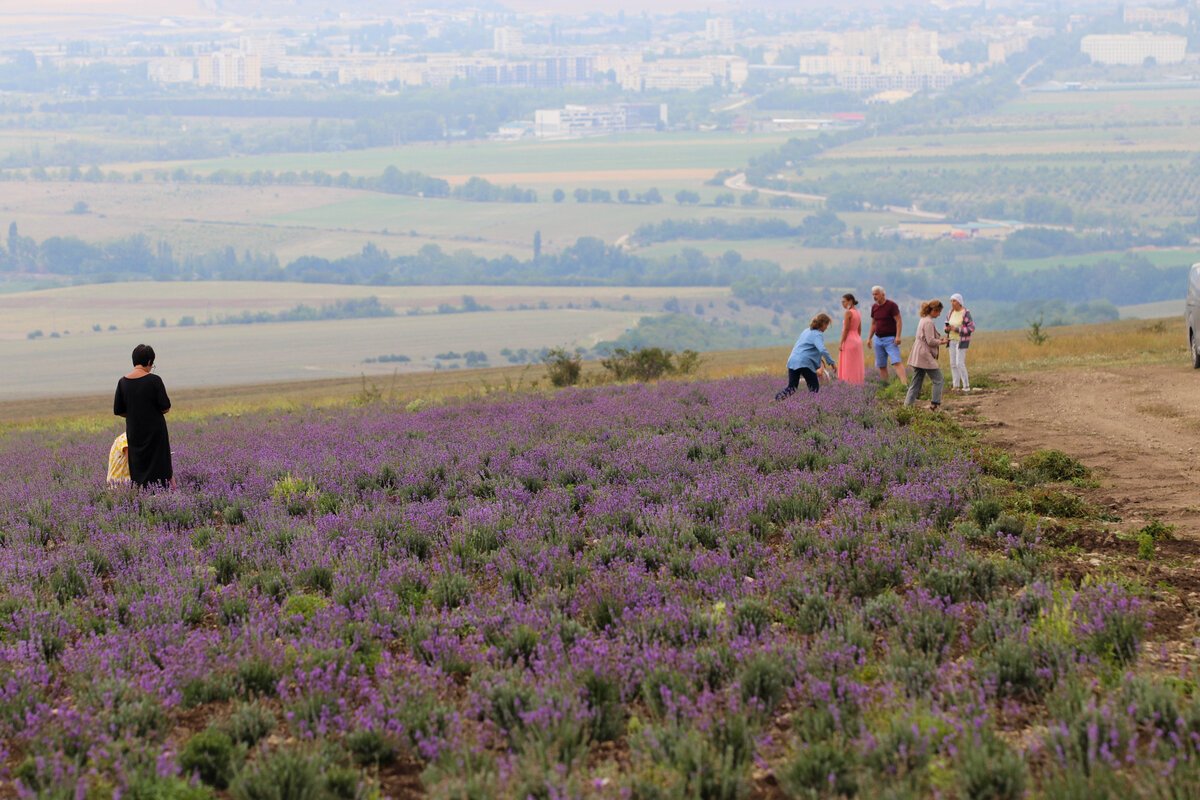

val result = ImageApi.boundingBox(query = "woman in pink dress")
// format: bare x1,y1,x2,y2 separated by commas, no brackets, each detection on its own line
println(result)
837,293,865,384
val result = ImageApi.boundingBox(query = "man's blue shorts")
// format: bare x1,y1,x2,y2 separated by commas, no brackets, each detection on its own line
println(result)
873,336,902,368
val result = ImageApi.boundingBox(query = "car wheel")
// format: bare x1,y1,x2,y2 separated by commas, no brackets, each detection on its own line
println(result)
1193,332,1200,369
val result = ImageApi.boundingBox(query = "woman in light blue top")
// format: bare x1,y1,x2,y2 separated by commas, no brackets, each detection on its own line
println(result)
775,313,837,400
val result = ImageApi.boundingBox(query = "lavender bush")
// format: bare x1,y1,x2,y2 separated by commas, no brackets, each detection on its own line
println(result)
0,377,1178,798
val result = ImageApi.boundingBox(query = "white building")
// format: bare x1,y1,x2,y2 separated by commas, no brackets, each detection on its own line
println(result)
705,18,735,46
240,36,286,70
534,103,667,138
149,52,261,89
1123,5,1190,27
638,56,748,92
207,52,262,89
836,27,939,61
1081,33,1187,65
148,58,195,84
799,54,873,75
494,27,523,54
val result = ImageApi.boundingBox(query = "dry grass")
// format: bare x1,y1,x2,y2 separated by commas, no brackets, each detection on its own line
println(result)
0,317,1188,433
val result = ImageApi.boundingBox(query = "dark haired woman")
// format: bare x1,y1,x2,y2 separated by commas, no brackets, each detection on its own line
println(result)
775,313,837,399
904,300,950,410
837,293,865,385
113,344,173,488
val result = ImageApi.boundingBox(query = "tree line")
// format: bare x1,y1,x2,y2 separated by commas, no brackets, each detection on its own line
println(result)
631,212,847,247
2,224,1188,315
0,164,537,203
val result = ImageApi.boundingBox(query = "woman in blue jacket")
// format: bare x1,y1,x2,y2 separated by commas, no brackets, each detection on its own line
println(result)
775,313,837,400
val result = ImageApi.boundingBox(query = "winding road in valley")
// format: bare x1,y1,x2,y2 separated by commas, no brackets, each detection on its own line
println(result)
722,172,948,220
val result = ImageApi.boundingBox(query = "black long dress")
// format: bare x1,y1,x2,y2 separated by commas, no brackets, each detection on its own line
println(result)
114,374,172,487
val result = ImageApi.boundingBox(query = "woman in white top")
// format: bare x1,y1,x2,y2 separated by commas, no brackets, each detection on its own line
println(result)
946,293,976,392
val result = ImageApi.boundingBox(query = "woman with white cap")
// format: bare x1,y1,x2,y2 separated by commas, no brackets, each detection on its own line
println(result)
946,293,975,392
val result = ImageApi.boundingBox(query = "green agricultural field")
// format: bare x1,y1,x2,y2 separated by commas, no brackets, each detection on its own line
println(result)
0,281,728,343
980,86,1200,128
0,306,656,401
634,239,874,270
827,125,1200,160
0,127,159,159
104,132,800,185
269,191,837,253
1001,248,1200,274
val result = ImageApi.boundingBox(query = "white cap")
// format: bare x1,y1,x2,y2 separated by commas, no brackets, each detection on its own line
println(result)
950,293,964,304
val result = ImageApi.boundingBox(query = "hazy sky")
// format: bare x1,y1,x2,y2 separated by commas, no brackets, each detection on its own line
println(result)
0,0,941,17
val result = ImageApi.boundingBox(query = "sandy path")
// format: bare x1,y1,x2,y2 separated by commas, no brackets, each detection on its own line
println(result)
956,363,1200,538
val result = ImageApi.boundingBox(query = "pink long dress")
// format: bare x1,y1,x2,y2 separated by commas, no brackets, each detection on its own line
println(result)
837,308,865,384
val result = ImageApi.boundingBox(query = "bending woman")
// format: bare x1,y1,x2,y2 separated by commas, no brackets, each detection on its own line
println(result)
113,343,173,488
776,313,837,400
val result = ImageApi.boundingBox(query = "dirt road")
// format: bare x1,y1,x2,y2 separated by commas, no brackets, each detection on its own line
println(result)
955,363,1200,539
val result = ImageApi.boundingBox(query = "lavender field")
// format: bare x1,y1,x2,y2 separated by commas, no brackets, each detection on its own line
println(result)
0,377,1189,799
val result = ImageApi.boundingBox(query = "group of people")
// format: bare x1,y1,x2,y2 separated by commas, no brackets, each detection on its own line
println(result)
107,293,973,488
775,286,975,410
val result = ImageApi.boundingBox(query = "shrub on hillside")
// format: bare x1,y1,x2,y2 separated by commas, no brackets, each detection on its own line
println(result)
542,347,583,387
600,346,700,381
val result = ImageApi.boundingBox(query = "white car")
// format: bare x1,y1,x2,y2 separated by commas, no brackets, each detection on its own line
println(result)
1189,263,1200,368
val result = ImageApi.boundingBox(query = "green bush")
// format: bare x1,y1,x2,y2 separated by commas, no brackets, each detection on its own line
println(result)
236,658,280,698
733,598,773,636
631,713,755,800
543,347,583,387
296,565,334,595
981,636,1042,700
429,572,471,609
786,588,833,635
181,676,235,708
220,596,250,625
1022,450,1090,483
780,739,859,799
124,775,216,800
970,498,1003,529
738,653,793,714
345,729,397,767
583,671,626,742
223,701,276,746
179,728,239,789
600,346,700,382
281,593,328,622
986,513,1026,537
956,735,1027,800
1029,488,1090,519
230,746,357,800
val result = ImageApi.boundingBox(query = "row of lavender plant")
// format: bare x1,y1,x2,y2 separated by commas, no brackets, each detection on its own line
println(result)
0,377,1187,799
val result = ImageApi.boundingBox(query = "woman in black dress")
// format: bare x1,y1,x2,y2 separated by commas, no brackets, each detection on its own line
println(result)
113,344,173,488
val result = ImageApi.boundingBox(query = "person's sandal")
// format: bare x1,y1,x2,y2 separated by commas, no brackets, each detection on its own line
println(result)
929,402,940,412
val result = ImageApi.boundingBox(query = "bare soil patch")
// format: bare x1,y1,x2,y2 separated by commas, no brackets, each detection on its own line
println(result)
951,364,1200,664
955,364,1200,539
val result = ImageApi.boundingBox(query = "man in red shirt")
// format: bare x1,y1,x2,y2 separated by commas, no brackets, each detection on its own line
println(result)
866,285,907,386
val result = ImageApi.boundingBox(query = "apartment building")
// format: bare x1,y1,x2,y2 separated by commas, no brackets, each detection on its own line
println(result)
1123,5,1190,27
836,27,940,61
638,56,748,92
493,27,523,54
705,18,735,46
1081,33,1187,65
149,51,261,89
